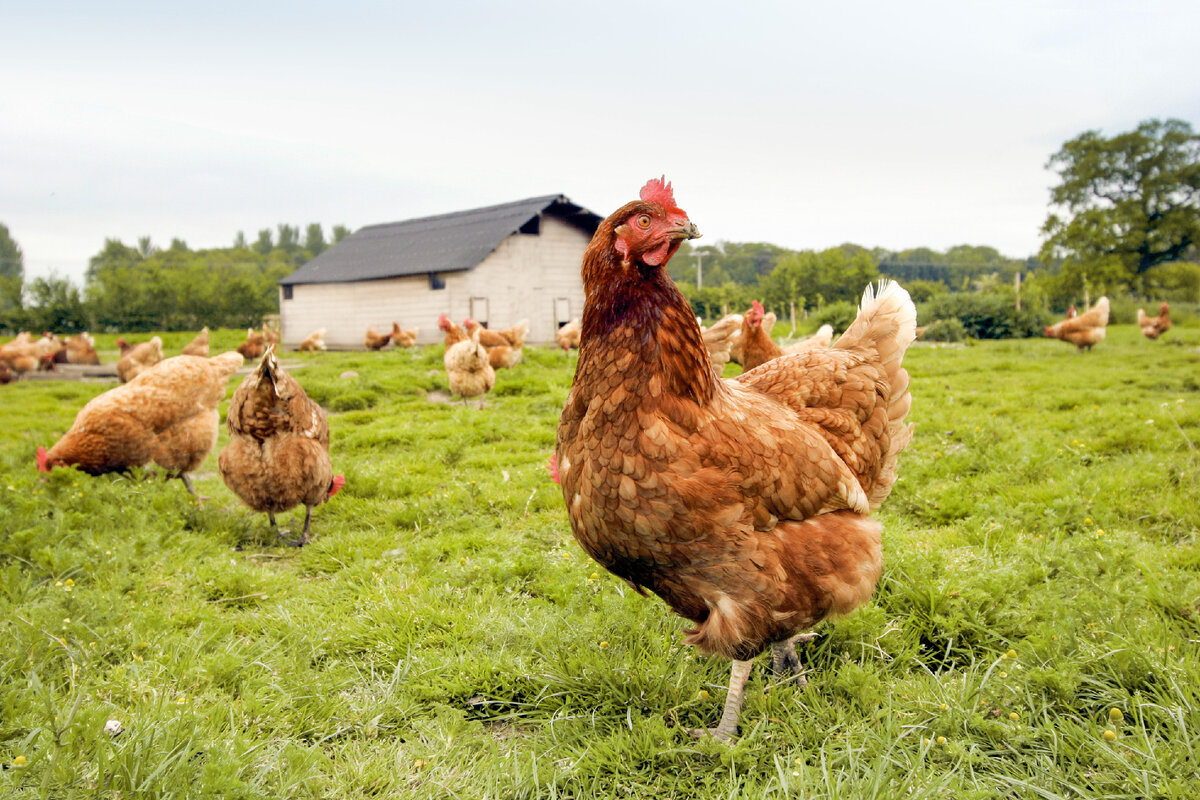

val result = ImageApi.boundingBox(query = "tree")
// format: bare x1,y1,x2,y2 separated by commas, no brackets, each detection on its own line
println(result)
0,223,24,314
332,225,352,244
304,223,327,256
233,231,248,249
276,224,299,253
1041,118,1200,290
253,229,274,255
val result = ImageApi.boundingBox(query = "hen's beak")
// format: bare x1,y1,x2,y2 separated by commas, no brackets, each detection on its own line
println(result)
671,221,702,241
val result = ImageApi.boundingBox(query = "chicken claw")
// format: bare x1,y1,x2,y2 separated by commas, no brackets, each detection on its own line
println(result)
770,632,817,683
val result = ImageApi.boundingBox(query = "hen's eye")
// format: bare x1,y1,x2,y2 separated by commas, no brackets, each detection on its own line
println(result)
637,215,651,228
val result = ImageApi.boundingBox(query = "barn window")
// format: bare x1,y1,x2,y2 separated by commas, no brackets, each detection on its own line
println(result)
554,297,571,327
429,273,446,290
470,297,489,326
282,285,293,301
519,216,540,235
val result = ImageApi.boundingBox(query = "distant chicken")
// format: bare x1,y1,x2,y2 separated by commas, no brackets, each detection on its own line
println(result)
1137,302,1171,340
700,313,743,370
181,327,210,357
364,326,392,350
54,333,101,365
262,325,281,347
0,361,12,384
236,328,267,360
297,328,327,352
465,317,530,349
390,323,419,348
455,317,521,369
219,346,344,546
555,318,582,352
729,310,774,365
116,336,164,383
556,178,916,741
1,339,51,375
1045,297,1109,351
444,325,495,406
37,351,244,496
739,302,833,371
438,313,465,348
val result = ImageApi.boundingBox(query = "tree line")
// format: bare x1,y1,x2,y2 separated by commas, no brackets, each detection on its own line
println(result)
670,118,1199,330
3,118,1197,337
0,224,349,334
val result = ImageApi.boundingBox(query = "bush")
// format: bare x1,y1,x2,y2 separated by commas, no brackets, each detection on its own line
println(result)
920,318,967,342
813,301,858,335
920,293,1048,339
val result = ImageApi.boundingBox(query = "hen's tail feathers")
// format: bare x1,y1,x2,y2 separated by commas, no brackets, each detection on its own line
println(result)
838,280,917,508
256,345,280,394
329,474,345,498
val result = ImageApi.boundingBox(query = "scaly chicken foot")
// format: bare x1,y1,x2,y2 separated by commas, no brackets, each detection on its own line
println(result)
769,632,818,684
691,659,753,743
178,473,209,503
273,506,315,548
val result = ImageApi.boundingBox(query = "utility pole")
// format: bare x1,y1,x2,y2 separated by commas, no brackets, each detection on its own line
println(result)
695,252,704,290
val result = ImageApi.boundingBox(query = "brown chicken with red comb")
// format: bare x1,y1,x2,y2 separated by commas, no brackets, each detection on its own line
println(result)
555,177,916,741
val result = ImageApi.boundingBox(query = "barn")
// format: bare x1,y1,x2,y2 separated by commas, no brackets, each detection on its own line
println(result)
278,194,602,348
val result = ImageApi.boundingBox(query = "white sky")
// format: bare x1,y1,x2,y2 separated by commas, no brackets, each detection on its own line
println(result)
3,1,1199,283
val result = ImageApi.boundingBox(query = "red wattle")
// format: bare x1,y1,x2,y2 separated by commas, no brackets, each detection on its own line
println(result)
329,474,346,498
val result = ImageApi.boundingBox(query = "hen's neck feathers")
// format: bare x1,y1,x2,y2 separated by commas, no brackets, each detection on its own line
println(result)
578,223,718,407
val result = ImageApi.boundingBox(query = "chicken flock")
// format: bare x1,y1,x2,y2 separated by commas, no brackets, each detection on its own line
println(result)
5,176,1186,744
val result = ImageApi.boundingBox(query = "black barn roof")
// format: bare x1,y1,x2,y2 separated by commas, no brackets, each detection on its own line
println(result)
279,194,602,286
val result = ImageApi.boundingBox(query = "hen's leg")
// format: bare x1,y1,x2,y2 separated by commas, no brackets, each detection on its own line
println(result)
297,505,315,547
178,473,209,503
268,512,278,530
770,633,817,684
692,659,753,743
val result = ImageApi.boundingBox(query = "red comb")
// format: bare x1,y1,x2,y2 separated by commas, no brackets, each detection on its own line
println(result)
37,446,50,473
329,474,345,498
546,453,560,485
640,176,681,212
752,300,764,315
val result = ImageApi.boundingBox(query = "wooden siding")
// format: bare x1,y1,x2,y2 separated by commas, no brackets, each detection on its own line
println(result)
279,216,590,347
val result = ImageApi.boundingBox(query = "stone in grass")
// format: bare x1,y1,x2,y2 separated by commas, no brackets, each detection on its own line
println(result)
339,371,359,380
104,719,124,737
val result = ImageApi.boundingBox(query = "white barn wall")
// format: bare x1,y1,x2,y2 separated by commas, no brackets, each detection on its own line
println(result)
280,215,590,348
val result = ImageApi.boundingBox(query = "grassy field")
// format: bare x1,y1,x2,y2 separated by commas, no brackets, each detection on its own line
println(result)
2,325,1199,799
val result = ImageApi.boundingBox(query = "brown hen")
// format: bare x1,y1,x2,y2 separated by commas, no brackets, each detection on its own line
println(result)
555,178,916,741
116,337,164,382
1137,302,1171,340
219,346,343,545
1045,297,1109,350
38,351,244,496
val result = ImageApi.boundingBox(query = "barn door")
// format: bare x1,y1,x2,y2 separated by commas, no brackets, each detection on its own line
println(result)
470,297,489,327
554,297,571,328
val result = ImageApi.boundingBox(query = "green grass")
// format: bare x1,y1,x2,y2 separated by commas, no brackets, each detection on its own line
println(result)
2,325,1200,799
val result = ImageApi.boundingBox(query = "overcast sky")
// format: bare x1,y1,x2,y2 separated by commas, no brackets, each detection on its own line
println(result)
4,1,1199,283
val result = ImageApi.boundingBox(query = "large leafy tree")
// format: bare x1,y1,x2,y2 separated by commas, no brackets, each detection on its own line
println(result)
1041,118,1200,288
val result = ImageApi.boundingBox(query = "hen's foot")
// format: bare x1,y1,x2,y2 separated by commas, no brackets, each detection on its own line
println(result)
690,725,736,743
770,633,817,684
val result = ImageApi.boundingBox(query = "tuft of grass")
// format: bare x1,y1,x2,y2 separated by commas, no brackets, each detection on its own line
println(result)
1,325,1199,798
